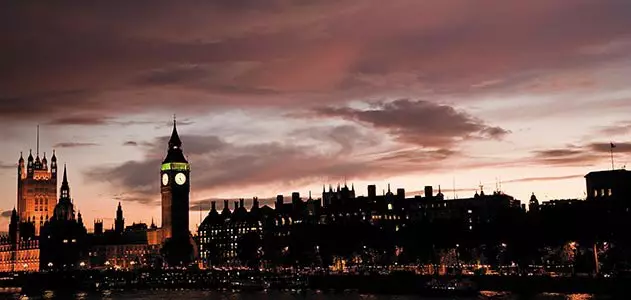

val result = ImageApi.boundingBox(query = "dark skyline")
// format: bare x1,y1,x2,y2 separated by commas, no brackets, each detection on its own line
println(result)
1,1,631,231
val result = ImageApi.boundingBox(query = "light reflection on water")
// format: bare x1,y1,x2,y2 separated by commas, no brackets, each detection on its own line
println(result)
0,290,613,300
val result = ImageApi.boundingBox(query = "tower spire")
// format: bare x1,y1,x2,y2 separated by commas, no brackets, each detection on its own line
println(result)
63,164,68,184
168,116,182,149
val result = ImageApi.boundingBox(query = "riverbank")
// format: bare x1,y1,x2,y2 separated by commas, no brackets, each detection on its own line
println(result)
1,270,629,295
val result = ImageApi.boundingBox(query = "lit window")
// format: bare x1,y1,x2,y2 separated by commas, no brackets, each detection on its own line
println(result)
387,204,393,210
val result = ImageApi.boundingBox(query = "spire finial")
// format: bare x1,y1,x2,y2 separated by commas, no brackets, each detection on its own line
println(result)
173,114,176,124
63,164,68,183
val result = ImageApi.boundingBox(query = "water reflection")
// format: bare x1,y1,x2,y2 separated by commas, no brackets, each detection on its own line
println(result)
0,290,613,300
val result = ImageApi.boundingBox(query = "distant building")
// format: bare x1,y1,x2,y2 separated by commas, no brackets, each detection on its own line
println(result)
17,128,58,235
198,198,273,268
585,169,631,200
0,209,39,272
39,166,88,271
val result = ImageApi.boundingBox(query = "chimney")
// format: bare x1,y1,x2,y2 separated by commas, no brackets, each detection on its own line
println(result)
233,201,238,211
211,201,216,211
239,198,245,208
252,197,259,209
368,185,376,198
425,186,433,198
397,188,405,199
292,192,300,205
276,195,284,210
223,200,229,210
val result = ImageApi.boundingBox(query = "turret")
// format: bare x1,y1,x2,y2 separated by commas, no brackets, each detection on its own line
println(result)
77,211,84,227
27,150,34,176
50,150,57,179
115,202,125,233
42,152,48,170
34,153,42,170
18,152,24,179
9,208,19,243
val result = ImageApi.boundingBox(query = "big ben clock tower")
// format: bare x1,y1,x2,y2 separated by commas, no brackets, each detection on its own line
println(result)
160,118,190,242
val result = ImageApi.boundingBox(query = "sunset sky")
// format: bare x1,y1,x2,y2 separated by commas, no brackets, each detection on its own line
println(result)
1,1,631,231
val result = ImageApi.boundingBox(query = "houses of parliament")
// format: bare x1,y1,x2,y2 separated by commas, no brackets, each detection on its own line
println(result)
0,122,193,271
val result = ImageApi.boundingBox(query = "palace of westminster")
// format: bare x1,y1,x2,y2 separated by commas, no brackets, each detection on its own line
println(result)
1,121,630,273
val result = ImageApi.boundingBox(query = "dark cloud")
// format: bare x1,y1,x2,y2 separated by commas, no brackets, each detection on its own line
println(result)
313,99,510,148
531,147,600,167
2,1,631,122
0,211,13,218
590,142,631,153
53,142,99,148
47,115,112,126
123,141,139,146
530,141,631,167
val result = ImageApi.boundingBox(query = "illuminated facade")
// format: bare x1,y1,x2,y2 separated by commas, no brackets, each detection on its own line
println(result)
198,199,269,267
17,129,58,235
0,209,39,272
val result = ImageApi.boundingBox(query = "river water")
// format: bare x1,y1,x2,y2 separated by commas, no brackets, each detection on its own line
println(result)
0,290,611,300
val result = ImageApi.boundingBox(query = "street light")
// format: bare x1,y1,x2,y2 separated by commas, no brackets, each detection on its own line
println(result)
79,262,86,267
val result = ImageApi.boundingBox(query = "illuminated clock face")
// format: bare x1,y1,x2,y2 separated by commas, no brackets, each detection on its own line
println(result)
162,173,169,186
175,173,187,185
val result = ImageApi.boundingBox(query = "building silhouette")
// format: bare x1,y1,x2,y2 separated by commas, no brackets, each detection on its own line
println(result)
39,165,88,271
87,203,162,270
115,202,125,234
585,169,631,200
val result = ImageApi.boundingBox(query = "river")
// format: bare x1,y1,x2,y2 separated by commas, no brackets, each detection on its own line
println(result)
0,290,611,300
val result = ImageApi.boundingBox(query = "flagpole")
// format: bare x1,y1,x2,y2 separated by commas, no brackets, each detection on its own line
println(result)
611,142,615,171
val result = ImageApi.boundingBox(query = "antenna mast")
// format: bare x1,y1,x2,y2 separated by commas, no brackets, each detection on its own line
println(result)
36,125,40,157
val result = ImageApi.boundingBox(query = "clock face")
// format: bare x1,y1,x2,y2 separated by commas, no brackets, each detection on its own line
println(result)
162,173,169,186
175,173,187,185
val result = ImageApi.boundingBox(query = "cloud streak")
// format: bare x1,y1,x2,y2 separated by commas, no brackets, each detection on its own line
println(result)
85,128,455,205
53,142,99,148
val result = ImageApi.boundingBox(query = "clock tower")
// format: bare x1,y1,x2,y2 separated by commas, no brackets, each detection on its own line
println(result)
160,118,190,242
